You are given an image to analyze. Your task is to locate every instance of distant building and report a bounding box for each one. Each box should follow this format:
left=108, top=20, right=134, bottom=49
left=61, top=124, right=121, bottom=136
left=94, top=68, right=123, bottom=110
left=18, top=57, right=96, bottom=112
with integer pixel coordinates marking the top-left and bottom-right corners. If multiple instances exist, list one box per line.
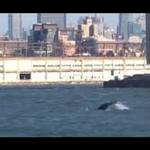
left=22, top=28, right=28, bottom=40
left=0, top=40, right=27, bottom=56
left=78, top=17, right=92, bottom=38
left=118, top=13, right=133, bottom=40
left=128, top=35, right=143, bottom=43
left=55, top=30, right=76, bottom=56
left=8, top=13, right=22, bottom=40
left=128, top=22, right=145, bottom=38
left=28, top=23, right=58, bottom=56
left=42, top=23, right=58, bottom=55
left=65, top=27, right=77, bottom=41
left=81, top=38, right=98, bottom=55
left=37, top=13, right=66, bottom=30
left=136, top=15, right=146, bottom=31
left=103, top=24, right=116, bottom=40
left=92, top=15, right=104, bottom=36
left=78, top=16, right=105, bottom=40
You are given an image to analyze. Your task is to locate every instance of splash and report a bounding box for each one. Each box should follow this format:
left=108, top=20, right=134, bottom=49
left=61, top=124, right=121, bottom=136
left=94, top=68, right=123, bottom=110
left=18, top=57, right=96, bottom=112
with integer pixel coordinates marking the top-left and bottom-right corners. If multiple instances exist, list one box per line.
left=85, top=107, right=89, bottom=111
left=113, top=101, right=129, bottom=110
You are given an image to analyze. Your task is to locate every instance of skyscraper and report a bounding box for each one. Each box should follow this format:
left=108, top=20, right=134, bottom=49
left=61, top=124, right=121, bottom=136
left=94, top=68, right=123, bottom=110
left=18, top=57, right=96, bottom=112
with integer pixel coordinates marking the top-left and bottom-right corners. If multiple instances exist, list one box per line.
left=8, top=13, right=22, bottom=40
left=37, top=13, right=66, bottom=30
left=136, top=15, right=146, bottom=31
left=118, top=13, right=133, bottom=40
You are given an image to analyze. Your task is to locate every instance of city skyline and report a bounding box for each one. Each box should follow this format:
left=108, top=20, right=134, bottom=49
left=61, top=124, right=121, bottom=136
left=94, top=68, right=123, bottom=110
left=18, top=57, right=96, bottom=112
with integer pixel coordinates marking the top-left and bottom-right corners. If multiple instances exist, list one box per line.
left=0, top=13, right=119, bottom=35
left=0, top=13, right=144, bottom=35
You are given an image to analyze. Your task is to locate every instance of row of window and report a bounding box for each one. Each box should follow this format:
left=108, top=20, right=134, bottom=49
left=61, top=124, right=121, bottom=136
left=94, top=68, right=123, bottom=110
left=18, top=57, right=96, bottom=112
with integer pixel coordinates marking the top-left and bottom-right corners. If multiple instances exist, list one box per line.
left=126, top=64, right=144, bottom=66
left=62, top=76, right=102, bottom=79
left=5, top=64, right=144, bottom=68
left=0, top=64, right=145, bottom=68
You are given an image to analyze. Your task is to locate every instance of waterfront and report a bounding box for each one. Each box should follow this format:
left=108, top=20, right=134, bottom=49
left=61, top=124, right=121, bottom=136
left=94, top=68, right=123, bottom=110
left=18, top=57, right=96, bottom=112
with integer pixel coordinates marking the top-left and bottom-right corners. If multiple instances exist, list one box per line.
left=0, top=57, right=149, bottom=83
left=0, top=85, right=150, bottom=137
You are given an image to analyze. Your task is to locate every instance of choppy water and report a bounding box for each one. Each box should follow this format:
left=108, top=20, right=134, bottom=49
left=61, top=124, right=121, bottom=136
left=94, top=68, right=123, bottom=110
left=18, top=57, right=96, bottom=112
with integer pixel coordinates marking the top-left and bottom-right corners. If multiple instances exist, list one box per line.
left=0, top=85, right=150, bottom=137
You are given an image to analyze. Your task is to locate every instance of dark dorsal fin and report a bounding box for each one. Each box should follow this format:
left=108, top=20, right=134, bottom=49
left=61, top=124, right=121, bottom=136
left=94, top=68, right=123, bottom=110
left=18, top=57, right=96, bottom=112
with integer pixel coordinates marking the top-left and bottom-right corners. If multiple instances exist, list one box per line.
left=98, top=101, right=118, bottom=110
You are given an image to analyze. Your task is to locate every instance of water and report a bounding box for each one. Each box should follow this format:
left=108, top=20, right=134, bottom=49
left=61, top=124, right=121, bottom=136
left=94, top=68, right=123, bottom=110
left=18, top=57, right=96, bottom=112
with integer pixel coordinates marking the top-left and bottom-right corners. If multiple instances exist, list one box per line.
left=0, top=85, right=150, bottom=137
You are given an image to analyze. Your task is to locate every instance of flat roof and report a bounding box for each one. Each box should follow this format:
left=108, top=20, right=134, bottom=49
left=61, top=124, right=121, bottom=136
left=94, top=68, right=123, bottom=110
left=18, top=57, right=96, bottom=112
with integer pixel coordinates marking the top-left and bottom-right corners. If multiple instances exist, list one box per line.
left=0, top=56, right=146, bottom=60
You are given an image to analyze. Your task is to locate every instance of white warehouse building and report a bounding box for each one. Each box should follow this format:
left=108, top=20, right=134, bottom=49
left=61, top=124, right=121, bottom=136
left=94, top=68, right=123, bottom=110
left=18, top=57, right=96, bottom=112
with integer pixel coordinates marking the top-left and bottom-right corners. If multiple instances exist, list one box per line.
left=0, top=57, right=150, bottom=84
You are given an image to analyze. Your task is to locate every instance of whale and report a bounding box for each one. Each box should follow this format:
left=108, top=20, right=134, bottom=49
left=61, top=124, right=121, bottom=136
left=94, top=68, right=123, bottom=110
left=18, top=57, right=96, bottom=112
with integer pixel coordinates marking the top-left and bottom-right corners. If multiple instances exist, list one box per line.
left=98, top=101, right=129, bottom=111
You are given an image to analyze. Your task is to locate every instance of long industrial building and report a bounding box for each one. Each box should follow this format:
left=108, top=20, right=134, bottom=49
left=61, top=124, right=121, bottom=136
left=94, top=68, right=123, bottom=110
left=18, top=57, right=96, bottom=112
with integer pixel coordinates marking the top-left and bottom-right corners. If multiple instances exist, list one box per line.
left=0, top=57, right=149, bottom=84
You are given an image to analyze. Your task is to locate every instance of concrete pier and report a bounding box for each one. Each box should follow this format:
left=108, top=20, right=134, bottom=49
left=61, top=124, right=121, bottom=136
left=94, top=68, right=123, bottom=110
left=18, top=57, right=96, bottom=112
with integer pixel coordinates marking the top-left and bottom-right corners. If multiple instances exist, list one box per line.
left=0, top=57, right=149, bottom=84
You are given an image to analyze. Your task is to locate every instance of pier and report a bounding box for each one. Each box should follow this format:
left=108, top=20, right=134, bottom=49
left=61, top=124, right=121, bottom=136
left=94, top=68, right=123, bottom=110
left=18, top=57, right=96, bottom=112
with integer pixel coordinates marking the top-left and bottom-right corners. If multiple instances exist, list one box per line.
left=0, top=56, right=149, bottom=84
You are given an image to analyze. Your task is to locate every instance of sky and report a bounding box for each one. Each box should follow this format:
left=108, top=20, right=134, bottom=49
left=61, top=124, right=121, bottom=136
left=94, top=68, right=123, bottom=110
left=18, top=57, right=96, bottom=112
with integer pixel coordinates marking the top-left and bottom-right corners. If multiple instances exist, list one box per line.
left=0, top=13, right=119, bottom=35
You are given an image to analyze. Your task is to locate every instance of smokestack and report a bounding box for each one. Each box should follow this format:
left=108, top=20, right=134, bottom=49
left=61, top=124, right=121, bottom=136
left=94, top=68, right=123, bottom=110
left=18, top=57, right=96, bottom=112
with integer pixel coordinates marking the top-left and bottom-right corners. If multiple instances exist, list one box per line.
left=146, top=13, right=150, bottom=64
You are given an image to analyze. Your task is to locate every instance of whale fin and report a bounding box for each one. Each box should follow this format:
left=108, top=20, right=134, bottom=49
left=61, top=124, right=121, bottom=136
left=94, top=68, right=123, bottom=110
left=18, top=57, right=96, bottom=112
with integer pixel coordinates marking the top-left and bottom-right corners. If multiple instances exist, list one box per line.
left=98, top=101, right=129, bottom=111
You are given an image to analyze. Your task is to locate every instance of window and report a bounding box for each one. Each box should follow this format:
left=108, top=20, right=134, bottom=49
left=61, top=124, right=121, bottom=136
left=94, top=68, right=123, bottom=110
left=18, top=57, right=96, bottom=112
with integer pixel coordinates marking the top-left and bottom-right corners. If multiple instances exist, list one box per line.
left=20, top=73, right=31, bottom=80
left=111, top=70, right=114, bottom=76
left=94, top=64, right=102, bottom=66
left=62, top=65, right=71, bottom=67
left=127, top=64, right=134, bottom=66
left=75, top=65, right=81, bottom=67
left=84, top=64, right=92, bottom=67
left=105, top=64, right=111, bottom=66
left=48, top=65, right=59, bottom=67
left=115, top=64, right=123, bottom=66
left=33, top=65, right=45, bottom=67
left=136, top=64, right=144, bottom=66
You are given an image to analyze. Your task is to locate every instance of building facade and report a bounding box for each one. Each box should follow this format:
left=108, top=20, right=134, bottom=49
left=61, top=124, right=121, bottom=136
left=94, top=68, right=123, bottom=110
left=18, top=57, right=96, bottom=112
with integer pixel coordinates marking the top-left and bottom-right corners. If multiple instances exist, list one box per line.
left=8, top=14, right=22, bottom=40
left=0, top=40, right=27, bottom=56
left=128, top=22, right=145, bottom=38
left=136, top=15, right=146, bottom=31
left=55, top=30, right=76, bottom=56
left=118, top=13, right=133, bottom=40
left=28, top=23, right=58, bottom=56
left=0, top=57, right=149, bottom=83
left=78, top=16, right=105, bottom=40
left=37, top=13, right=66, bottom=30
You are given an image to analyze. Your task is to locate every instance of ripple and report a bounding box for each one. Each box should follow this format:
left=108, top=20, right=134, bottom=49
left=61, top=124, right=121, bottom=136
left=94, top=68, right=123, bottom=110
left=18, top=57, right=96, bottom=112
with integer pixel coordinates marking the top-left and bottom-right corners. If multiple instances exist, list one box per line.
left=0, top=86, right=149, bottom=137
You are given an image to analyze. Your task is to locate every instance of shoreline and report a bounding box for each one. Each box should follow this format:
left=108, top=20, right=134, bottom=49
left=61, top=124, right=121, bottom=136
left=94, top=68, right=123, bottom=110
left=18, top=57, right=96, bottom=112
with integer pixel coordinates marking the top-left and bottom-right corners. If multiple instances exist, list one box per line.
left=0, top=81, right=104, bottom=87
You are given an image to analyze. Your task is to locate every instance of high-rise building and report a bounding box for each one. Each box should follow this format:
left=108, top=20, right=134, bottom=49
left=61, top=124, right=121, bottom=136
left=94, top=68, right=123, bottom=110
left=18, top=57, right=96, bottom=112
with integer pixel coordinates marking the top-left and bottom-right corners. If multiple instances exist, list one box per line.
left=37, top=13, right=66, bottom=29
left=118, top=13, right=133, bottom=40
left=93, top=14, right=104, bottom=36
left=28, top=23, right=58, bottom=56
left=78, top=16, right=105, bottom=39
left=8, top=13, right=22, bottom=40
left=22, top=28, right=28, bottom=40
left=136, top=15, right=146, bottom=31
left=128, top=22, right=145, bottom=38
